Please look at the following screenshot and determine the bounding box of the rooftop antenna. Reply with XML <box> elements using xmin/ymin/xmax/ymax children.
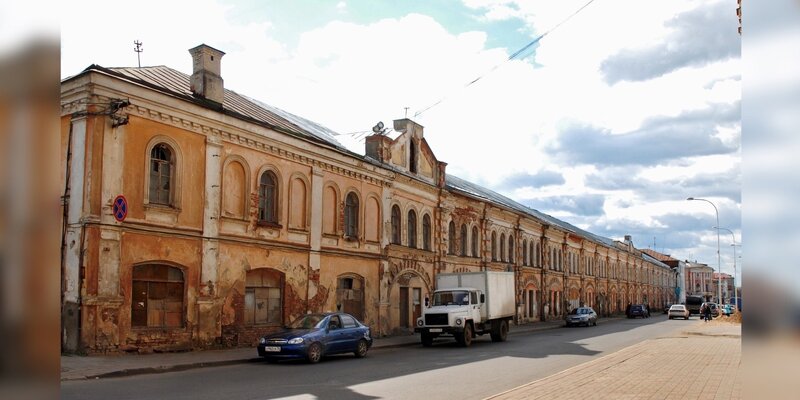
<box><xmin>404</xmin><ymin>107</ymin><xmax>409</xmax><ymax>118</ymax></box>
<box><xmin>134</xmin><ymin>40</ymin><xmax>143</xmax><ymax>68</ymax></box>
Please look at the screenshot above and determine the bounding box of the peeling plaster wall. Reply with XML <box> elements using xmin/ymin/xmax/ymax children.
<box><xmin>217</xmin><ymin>242</ymin><xmax>308</xmax><ymax>347</ymax></box>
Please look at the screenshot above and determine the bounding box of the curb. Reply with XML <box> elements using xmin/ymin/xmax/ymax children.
<box><xmin>61</xmin><ymin>318</ymin><xmax>624</xmax><ymax>381</ymax></box>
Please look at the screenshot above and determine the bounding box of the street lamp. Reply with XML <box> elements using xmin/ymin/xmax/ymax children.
<box><xmin>714</xmin><ymin>226</ymin><xmax>740</xmax><ymax>310</ymax></box>
<box><xmin>687</xmin><ymin>197</ymin><xmax>722</xmax><ymax>304</ymax></box>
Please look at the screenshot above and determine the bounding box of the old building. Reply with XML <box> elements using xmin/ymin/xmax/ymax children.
<box><xmin>685</xmin><ymin>262</ymin><xmax>715</xmax><ymax>302</ymax></box>
<box><xmin>60</xmin><ymin>44</ymin><xmax>676</xmax><ymax>354</ymax></box>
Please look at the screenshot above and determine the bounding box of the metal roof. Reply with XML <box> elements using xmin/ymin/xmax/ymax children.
<box><xmin>445</xmin><ymin>175</ymin><xmax>671</xmax><ymax>269</ymax></box>
<box><xmin>81</xmin><ymin>65</ymin><xmax>346</xmax><ymax>151</ymax></box>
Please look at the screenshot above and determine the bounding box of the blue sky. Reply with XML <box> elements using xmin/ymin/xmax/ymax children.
<box><xmin>55</xmin><ymin>0</ymin><xmax>742</xmax><ymax>283</ymax></box>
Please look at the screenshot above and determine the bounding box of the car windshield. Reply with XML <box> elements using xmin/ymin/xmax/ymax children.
<box><xmin>432</xmin><ymin>291</ymin><xmax>470</xmax><ymax>306</ymax></box>
<box><xmin>670</xmin><ymin>305</ymin><xmax>684</xmax><ymax>310</ymax></box>
<box><xmin>287</xmin><ymin>314</ymin><xmax>326</xmax><ymax>329</ymax></box>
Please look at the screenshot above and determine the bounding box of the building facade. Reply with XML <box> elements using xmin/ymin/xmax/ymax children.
<box><xmin>685</xmin><ymin>262</ymin><xmax>715</xmax><ymax>302</ymax></box>
<box><xmin>60</xmin><ymin>44</ymin><xmax>677</xmax><ymax>354</ymax></box>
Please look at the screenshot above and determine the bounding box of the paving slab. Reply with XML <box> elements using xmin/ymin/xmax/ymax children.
<box><xmin>486</xmin><ymin>320</ymin><xmax>741</xmax><ymax>400</ymax></box>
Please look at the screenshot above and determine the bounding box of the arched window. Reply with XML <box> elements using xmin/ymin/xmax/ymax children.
<box><xmin>132</xmin><ymin>264</ymin><xmax>184</xmax><ymax>328</ymax></box>
<box><xmin>407</xmin><ymin>209</ymin><xmax>417</xmax><ymax>248</ymax></box>
<box><xmin>344</xmin><ymin>192</ymin><xmax>359</xmax><ymax>238</ymax></box>
<box><xmin>448</xmin><ymin>221</ymin><xmax>456</xmax><ymax>255</ymax></box>
<box><xmin>522</xmin><ymin>240</ymin><xmax>528</xmax><ymax>266</ymax></box>
<box><xmin>258</xmin><ymin>171</ymin><xmax>278</xmax><ymax>224</ymax></box>
<box><xmin>245</xmin><ymin>269</ymin><xmax>283</xmax><ymax>326</ymax></box>
<box><xmin>471</xmin><ymin>226</ymin><xmax>479</xmax><ymax>257</ymax></box>
<box><xmin>508</xmin><ymin>235</ymin><xmax>515</xmax><ymax>264</ymax></box>
<box><xmin>491</xmin><ymin>232</ymin><xmax>497</xmax><ymax>261</ymax></box>
<box><xmin>391</xmin><ymin>205</ymin><xmax>401</xmax><ymax>244</ymax></box>
<box><xmin>409</xmin><ymin>139</ymin><xmax>418</xmax><ymax>174</ymax></box>
<box><xmin>422</xmin><ymin>214</ymin><xmax>432</xmax><ymax>251</ymax></box>
<box><xmin>460</xmin><ymin>224</ymin><xmax>468</xmax><ymax>256</ymax></box>
<box><xmin>149</xmin><ymin>144</ymin><xmax>174</xmax><ymax>205</ymax></box>
<box><xmin>500</xmin><ymin>233</ymin><xmax>506</xmax><ymax>262</ymax></box>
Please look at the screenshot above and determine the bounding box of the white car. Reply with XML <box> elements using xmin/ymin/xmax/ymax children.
<box><xmin>668</xmin><ymin>304</ymin><xmax>690</xmax><ymax>320</ymax></box>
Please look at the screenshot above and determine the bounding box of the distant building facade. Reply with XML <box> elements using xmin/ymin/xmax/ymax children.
<box><xmin>60</xmin><ymin>44</ymin><xmax>677</xmax><ymax>354</ymax></box>
<box><xmin>685</xmin><ymin>262</ymin><xmax>715</xmax><ymax>302</ymax></box>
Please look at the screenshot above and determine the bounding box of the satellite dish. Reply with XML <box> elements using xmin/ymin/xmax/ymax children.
<box><xmin>372</xmin><ymin>121</ymin><xmax>385</xmax><ymax>133</ymax></box>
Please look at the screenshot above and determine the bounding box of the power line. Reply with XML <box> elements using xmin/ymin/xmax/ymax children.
<box><xmin>413</xmin><ymin>0</ymin><xmax>598</xmax><ymax>118</ymax></box>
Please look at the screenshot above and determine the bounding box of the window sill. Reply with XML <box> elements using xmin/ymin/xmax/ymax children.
<box><xmin>131</xmin><ymin>326</ymin><xmax>186</xmax><ymax>332</ymax></box>
<box><xmin>257</xmin><ymin>221</ymin><xmax>282</xmax><ymax>229</ymax></box>
<box><xmin>144</xmin><ymin>203</ymin><xmax>181</xmax><ymax>213</ymax></box>
<box><xmin>343</xmin><ymin>235</ymin><xmax>359</xmax><ymax>242</ymax></box>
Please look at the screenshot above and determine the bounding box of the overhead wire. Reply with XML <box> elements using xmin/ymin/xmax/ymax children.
<box><xmin>413</xmin><ymin>0</ymin><xmax>598</xmax><ymax>118</ymax></box>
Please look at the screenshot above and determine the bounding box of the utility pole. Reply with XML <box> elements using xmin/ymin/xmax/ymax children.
<box><xmin>134</xmin><ymin>40</ymin><xmax>143</xmax><ymax>68</ymax></box>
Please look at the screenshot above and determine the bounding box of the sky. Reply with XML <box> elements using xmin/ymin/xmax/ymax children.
<box><xmin>54</xmin><ymin>0</ymin><xmax>741</xmax><ymax>283</ymax></box>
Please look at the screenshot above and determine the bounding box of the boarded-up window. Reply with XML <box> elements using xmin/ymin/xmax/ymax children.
<box><xmin>337</xmin><ymin>275</ymin><xmax>364</xmax><ymax>321</ymax></box>
<box><xmin>407</xmin><ymin>210</ymin><xmax>417</xmax><ymax>248</ymax></box>
<box><xmin>245</xmin><ymin>269</ymin><xmax>283</xmax><ymax>326</ymax></box>
<box><xmin>323</xmin><ymin>186</ymin><xmax>338</xmax><ymax>235</ymax></box>
<box><xmin>222</xmin><ymin>160</ymin><xmax>246</xmax><ymax>218</ymax></box>
<box><xmin>391</xmin><ymin>205</ymin><xmax>401</xmax><ymax>245</ymax></box>
<box><xmin>471</xmin><ymin>226</ymin><xmax>479</xmax><ymax>257</ymax></box>
<box><xmin>423</xmin><ymin>214</ymin><xmax>431</xmax><ymax>251</ymax></box>
<box><xmin>344</xmin><ymin>192</ymin><xmax>359</xmax><ymax>238</ymax></box>
<box><xmin>500</xmin><ymin>233</ymin><xmax>506</xmax><ymax>262</ymax></box>
<box><xmin>448</xmin><ymin>221</ymin><xmax>456</xmax><ymax>255</ymax></box>
<box><xmin>365</xmin><ymin>196</ymin><xmax>380</xmax><ymax>242</ymax></box>
<box><xmin>491</xmin><ymin>232</ymin><xmax>497</xmax><ymax>261</ymax></box>
<box><xmin>132</xmin><ymin>264</ymin><xmax>184</xmax><ymax>328</ymax></box>
<box><xmin>288</xmin><ymin>177</ymin><xmax>307</xmax><ymax>230</ymax></box>
<box><xmin>460</xmin><ymin>224</ymin><xmax>468</xmax><ymax>256</ymax></box>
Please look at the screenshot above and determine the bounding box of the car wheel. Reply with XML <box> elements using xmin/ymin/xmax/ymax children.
<box><xmin>491</xmin><ymin>320</ymin><xmax>508</xmax><ymax>342</ymax></box>
<box><xmin>593</xmin><ymin>320</ymin><xmax>597</xmax><ymax>326</ymax></box>
<box><xmin>306</xmin><ymin>342</ymin><xmax>323</xmax><ymax>364</ymax></box>
<box><xmin>354</xmin><ymin>339</ymin><xmax>368</xmax><ymax>358</ymax></box>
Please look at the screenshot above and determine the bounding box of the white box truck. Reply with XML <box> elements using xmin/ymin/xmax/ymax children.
<box><xmin>414</xmin><ymin>271</ymin><xmax>515</xmax><ymax>347</ymax></box>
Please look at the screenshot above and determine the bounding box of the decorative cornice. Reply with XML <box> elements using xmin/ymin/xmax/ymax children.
<box><xmin>125</xmin><ymin>102</ymin><xmax>390</xmax><ymax>187</ymax></box>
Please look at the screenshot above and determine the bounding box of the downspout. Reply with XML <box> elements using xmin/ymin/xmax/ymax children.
<box><xmin>60</xmin><ymin>121</ymin><xmax>74</xmax><ymax>352</ymax></box>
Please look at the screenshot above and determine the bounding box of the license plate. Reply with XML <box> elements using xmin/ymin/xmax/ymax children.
<box><xmin>429</xmin><ymin>328</ymin><xmax>442</xmax><ymax>333</ymax></box>
<box><xmin>264</xmin><ymin>346</ymin><xmax>281</xmax><ymax>352</ymax></box>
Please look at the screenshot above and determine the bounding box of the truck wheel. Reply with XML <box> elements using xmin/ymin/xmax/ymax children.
<box><xmin>491</xmin><ymin>320</ymin><xmax>508</xmax><ymax>342</ymax></box>
<box><xmin>458</xmin><ymin>323</ymin><xmax>473</xmax><ymax>347</ymax></box>
<box><xmin>421</xmin><ymin>332</ymin><xmax>434</xmax><ymax>347</ymax></box>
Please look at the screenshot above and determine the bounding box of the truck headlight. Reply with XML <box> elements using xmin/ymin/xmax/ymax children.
<box><xmin>288</xmin><ymin>337</ymin><xmax>304</xmax><ymax>344</ymax></box>
<box><xmin>417</xmin><ymin>319</ymin><xmax>424</xmax><ymax>327</ymax></box>
<box><xmin>456</xmin><ymin>318</ymin><xmax>462</xmax><ymax>325</ymax></box>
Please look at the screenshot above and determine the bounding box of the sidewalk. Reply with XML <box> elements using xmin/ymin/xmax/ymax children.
<box><xmin>61</xmin><ymin>318</ymin><xmax>576</xmax><ymax>381</ymax></box>
<box><xmin>486</xmin><ymin>319</ymin><xmax>742</xmax><ymax>400</ymax></box>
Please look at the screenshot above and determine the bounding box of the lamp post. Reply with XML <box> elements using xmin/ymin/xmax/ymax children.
<box><xmin>687</xmin><ymin>197</ymin><xmax>722</xmax><ymax>304</ymax></box>
<box><xmin>714</xmin><ymin>226</ymin><xmax>739</xmax><ymax>310</ymax></box>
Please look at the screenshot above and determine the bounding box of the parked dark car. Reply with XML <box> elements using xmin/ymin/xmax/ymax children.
<box><xmin>257</xmin><ymin>312</ymin><xmax>373</xmax><ymax>363</ymax></box>
<box><xmin>663</xmin><ymin>303</ymin><xmax>672</xmax><ymax>314</ymax></box>
<box><xmin>627</xmin><ymin>304</ymin><xmax>650</xmax><ymax>319</ymax></box>
<box><xmin>565</xmin><ymin>307</ymin><xmax>598</xmax><ymax>327</ymax></box>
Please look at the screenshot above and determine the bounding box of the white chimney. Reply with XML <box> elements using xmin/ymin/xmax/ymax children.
<box><xmin>189</xmin><ymin>44</ymin><xmax>225</xmax><ymax>105</ymax></box>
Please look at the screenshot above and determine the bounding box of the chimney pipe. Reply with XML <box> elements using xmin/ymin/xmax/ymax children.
<box><xmin>189</xmin><ymin>44</ymin><xmax>225</xmax><ymax>105</ymax></box>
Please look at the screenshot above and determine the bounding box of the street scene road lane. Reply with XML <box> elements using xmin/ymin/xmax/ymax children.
<box><xmin>61</xmin><ymin>317</ymin><xmax>690</xmax><ymax>400</ymax></box>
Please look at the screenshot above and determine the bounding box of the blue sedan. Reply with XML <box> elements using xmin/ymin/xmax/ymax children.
<box><xmin>257</xmin><ymin>312</ymin><xmax>373</xmax><ymax>363</ymax></box>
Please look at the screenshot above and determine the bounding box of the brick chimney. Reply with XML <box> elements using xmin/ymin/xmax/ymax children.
<box><xmin>189</xmin><ymin>44</ymin><xmax>225</xmax><ymax>105</ymax></box>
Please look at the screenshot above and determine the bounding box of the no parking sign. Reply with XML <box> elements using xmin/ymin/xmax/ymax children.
<box><xmin>112</xmin><ymin>195</ymin><xmax>128</xmax><ymax>222</ymax></box>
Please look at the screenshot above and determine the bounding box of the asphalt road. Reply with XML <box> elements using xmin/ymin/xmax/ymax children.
<box><xmin>61</xmin><ymin>316</ymin><xmax>685</xmax><ymax>400</ymax></box>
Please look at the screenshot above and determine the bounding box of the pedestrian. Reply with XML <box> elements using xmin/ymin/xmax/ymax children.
<box><xmin>702</xmin><ymin>303</ymin><xmax>711</xmax><ymax>322</ymax></box>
